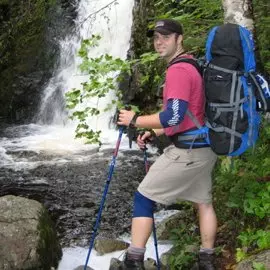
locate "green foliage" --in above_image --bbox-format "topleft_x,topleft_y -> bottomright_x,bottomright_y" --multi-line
65,35 -> 129,144
0,0 -> 57,119
236,229 -> 270,262
253,0 -> 270,74
131,52 -> 165,113
253,262 -> 266,270
215,122 -> 270,220
213,121 -> 270,264
65,36 -> 163,144
167,206 -> 199,269
0,0 -> 56,66
243,183 -> 270,219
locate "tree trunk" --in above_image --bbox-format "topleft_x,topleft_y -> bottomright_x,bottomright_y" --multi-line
222,0 -> 254,30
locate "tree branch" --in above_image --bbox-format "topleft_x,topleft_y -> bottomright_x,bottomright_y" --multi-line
78,0 -> 118,27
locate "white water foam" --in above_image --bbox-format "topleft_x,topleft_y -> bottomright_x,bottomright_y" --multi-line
58,210 -> 178,270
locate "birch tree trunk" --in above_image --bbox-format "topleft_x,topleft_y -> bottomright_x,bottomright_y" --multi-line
222,0 -> 254,30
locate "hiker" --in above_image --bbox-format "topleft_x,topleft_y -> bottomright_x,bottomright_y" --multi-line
116,19 -> 217,270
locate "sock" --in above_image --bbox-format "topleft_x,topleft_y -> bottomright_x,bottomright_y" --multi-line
199,247 -> 215,255
126,245 -> 146,261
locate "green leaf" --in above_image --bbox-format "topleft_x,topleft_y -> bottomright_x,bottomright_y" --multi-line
253,262 -> 266,270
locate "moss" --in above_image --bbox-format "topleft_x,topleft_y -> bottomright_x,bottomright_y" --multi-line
0,0 -> 9,5
36,208 -> 62,270
131,0 -> 155,58
0,0 -> 57,120
8,0 -> 56,70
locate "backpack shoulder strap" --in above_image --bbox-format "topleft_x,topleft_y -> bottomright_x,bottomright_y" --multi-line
167,57 -> 206,133
167,57 -> 203,76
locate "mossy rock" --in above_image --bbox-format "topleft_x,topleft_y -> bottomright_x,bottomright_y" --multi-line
0,195 -> 62,270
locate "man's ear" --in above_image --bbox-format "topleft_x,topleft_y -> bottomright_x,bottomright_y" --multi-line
177,34 -> 183,46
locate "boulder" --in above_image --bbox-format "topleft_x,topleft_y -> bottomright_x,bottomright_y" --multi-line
109,257 -> 168,270
109,258 -> 122,270
160,247 -> 173,266
0,195 -> 62,270
235,250 -> 270,270
94,237 -> 129,255
156,211 -> 184,240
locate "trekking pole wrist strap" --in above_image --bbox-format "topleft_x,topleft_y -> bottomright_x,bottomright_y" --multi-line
129,113 -> 139,128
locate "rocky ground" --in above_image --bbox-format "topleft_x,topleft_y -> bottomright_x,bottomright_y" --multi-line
0,126 -> 157,247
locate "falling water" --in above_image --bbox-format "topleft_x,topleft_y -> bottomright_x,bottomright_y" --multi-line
37,0 -> 134,142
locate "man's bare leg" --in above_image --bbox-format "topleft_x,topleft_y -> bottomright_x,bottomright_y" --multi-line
131,217 -> 153,248
189,203 -> 217,269
197,203 -> 217,248
122,217 -> 153,264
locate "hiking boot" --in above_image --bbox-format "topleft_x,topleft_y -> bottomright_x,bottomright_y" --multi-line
191,252 -> 216,270
197,252 -> 216,270
119,253 -> 145,270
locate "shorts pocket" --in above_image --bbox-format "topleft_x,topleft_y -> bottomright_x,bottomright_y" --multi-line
163,145 -> 181,160
163,145 -> 192,162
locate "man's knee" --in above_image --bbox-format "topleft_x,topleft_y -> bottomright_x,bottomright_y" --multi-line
196,202 -> 213,208
133,191 -> 156,218
196,202 -> 215,212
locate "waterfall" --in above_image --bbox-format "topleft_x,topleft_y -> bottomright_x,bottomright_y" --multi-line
37,0 -> 134,141
0,0 -> 135,167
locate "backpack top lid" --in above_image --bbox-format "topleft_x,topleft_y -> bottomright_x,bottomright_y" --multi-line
206,23 -> 256,72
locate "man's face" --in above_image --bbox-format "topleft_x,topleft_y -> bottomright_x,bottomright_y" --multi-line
153,32 -> 179,59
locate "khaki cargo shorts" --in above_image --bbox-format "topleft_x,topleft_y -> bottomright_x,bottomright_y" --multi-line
138,145 -> 217,205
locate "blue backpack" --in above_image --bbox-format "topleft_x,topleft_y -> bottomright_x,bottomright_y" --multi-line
169,23 -> 270,156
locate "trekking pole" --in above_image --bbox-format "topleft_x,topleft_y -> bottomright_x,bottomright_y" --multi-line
83,127 -> 125,270
143,148 -> 161,270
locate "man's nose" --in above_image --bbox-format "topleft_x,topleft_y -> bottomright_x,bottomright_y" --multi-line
156,37 -> 163,44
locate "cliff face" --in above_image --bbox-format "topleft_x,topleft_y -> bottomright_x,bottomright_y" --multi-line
0,0 -> 78,123
121,0 -> 163,111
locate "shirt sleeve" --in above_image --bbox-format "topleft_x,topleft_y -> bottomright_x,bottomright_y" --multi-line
165,65 -> 192,102
159,98 -> 188,128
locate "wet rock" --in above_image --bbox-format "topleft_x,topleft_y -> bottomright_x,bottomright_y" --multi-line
94,237 -> 129,255
156,211 -> 184,240
160,247 -> 173,267
108,257 -> 167,270
0,148 -> 149,246
0,195 -> 62,270
144,258 -> 158,269
145,257 -> 169,270
109,258 -> 122,270
235,250 -> 270,270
